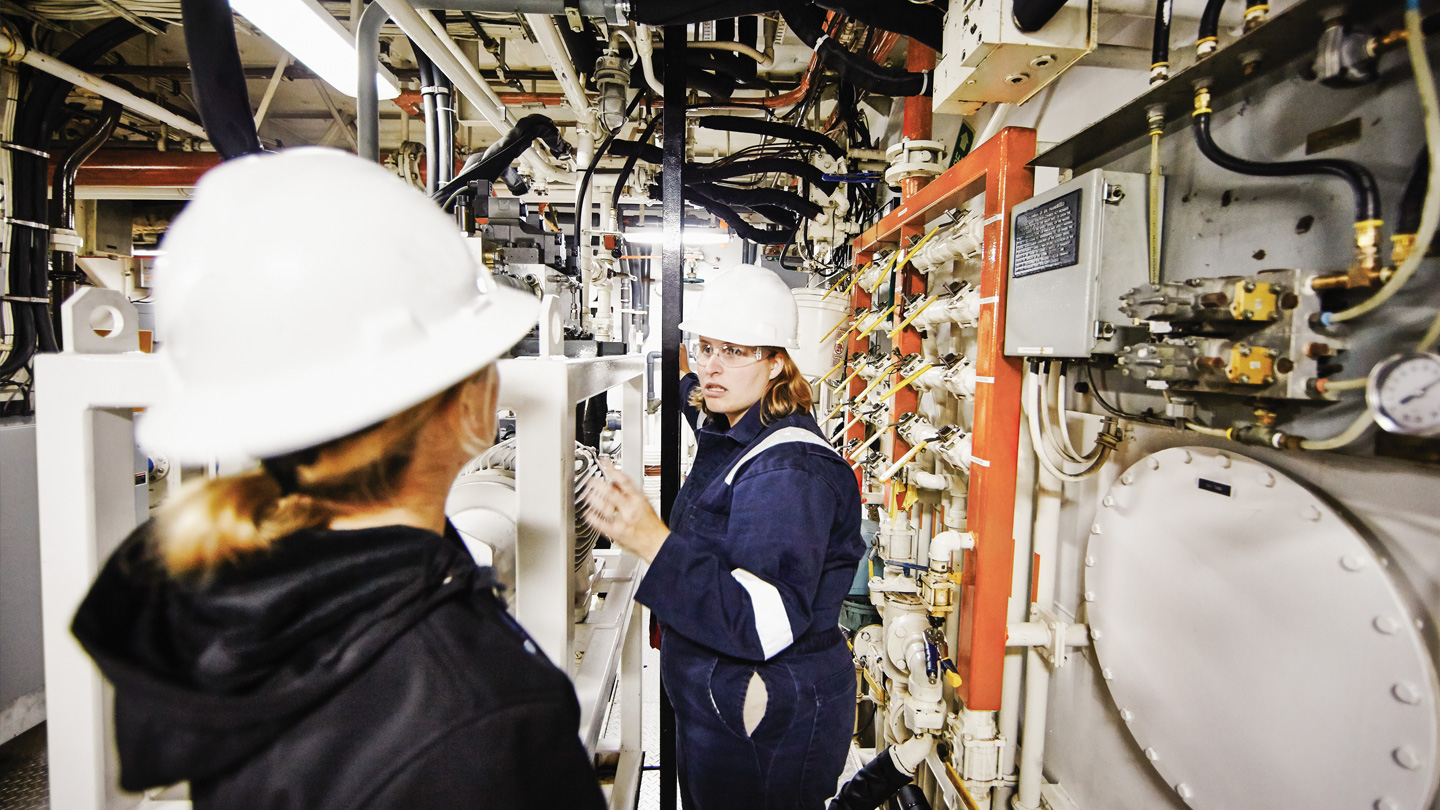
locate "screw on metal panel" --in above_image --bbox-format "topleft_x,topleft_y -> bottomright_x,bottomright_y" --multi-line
1085,591 -> 1096,602
1092,629 -> 1104,640
1216,453 -> 1231,468
1176,784 -> 1194,800
1120,709 -> 1134,721
1259,472 -> 1276,487
1144,748 -> 1159,761
1303,505 -> 1322,522
1376,798 -> 1401,810
1147,457 -> 1160,470
1341,555 -> 1367,572
1102,495 -> 1115,507
1091,523 -> 1103,535
1121,472 -> 1135,485
1375,616 -> 1401,634
1085,555 -> 1097,567
1394,747 -> 1422,770
1101,667 -> 1113,678
1394,683 -> 1423,705
1179,450 -> 1193,463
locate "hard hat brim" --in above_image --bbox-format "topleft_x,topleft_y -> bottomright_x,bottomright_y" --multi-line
138,286 -> 540,465
678,316 -> 800,349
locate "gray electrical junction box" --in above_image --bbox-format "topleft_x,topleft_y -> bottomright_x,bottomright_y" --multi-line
1004,168 -> 1153,358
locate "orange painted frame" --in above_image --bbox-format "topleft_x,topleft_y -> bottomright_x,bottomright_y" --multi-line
853,127 -> 1036,711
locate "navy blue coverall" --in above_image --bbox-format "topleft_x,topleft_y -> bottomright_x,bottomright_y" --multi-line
635,374 -> 865,810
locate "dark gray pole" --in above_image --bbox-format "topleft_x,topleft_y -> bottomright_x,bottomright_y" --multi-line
659,23 -> 686,810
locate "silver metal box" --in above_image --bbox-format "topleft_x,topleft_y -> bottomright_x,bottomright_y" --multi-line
1004,169 -> 1152,358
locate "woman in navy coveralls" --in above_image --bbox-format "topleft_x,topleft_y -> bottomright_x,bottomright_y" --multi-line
585,265 -> 865,810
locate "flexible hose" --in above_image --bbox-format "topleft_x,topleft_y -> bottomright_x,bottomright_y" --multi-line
689,182 -> 824,220
1191,113 -> 1380,223
612,115 -> 661,220
686,186 -> 798,244
573,92 -> 647,272
1026,368 -> 1116,482
1299,408 -> 1374,451
1012,0 -> 1069,33
433,113 -> 570,206
1326,8 -> 1440,323
697,114 -> 844,159
688,157 -> 839,195
180,0 -> 262,159
1152,0 -> 1172,77
1050,365 -> 1105,463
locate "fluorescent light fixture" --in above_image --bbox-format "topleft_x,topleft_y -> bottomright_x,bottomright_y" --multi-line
229,0 -> 400,100
623,229 -> 731,246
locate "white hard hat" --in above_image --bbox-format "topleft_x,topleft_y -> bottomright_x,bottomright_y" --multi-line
137,147 -> 539,465
679,263 -> 798,349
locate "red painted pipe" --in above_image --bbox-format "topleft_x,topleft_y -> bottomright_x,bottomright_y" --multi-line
56,149 -> 222,187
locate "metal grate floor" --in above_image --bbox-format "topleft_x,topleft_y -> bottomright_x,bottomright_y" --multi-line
0,724 -> 47,810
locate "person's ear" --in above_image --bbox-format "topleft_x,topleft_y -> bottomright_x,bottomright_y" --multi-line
458,365 -> 498,451
768,353 -> 783,382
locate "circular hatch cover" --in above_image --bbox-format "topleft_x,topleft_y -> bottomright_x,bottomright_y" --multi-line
1085,446 -> 1438,810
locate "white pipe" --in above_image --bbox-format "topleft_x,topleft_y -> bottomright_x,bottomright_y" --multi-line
524,13 -> 594,127
689,40 -> 773,67
0,33 -> 207,139
576,127 -> 595,332
636,26 -> 664,95
1014,462 -> 1063,810
1006,622 -> 1090,648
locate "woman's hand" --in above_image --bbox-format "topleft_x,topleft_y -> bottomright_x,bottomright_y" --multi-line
678,344 -> 692,377
583,460 -> 670,563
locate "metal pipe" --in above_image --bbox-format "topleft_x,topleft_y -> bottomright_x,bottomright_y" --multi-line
0,32 -> 207,138
1014,465 -> 1062,810
523,13 -> 595,127
50,100 -> 121,342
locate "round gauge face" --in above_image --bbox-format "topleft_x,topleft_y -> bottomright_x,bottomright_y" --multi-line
1367,352 -> 1440,436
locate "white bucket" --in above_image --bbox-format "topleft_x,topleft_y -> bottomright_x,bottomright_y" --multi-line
792,288 -> 850,380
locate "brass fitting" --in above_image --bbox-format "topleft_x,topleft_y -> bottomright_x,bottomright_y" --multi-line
1349,219 -> 1383,287
1243,4 -> 1270,33
1192,86 -> 1213,117
1392,232 -> 1417,267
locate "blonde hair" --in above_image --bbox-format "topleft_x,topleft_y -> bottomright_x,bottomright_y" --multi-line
688,349 -> 814,425
155,367 -> 492,578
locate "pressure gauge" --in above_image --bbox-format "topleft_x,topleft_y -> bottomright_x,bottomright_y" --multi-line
1366,352 -> 1440,436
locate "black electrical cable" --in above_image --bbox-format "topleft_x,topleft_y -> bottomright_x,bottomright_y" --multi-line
1152,0 -> 1172,74
688,158 -> 836,194
49,99 -> 122,347
817,0 -> 943,51
697,114 -> 844,159
180,0 -> 262,159
686,186 -> 798,244
572,92 -> 647,273
780,0 -> 931,96
612,114 -> 662,221
1192,111 -> 1380,223
432,113 -> 570,207
689,182 -> 825,221
1083,363 -> 1181,428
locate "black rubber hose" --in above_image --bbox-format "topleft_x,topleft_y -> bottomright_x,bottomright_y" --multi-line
608,139 -> 665,165
780,1 -> 931,97
612,115 -> 662,219
573,93 -> 647,272
1198,0 -> 1226,46
433,113 -> 570,205
818,0 -> 944,51
1012,0 -> 1069,33
1192,112 -> 1380,223
690,182 -> 825,220
685,187 -> 798,244
629,0 -> 786,25
1153,0 -> 1172,72
180,0 -> 262,159
698,114 -> 843,159
684,49 -> 758,83
894,785 -> 931,810
826,749 -> 912,810
652,56 -> 737,99
49,99 -> 122,347
1399,148 -> 1428,235
688,157 -> 838,195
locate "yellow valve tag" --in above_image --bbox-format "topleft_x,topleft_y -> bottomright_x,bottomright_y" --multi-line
944,670 -> 963,690
902,485 -> 919,510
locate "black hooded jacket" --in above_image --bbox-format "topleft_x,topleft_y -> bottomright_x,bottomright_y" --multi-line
72,521 -> 607,810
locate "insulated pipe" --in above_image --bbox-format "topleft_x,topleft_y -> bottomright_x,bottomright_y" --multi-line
0,32 -> 207,138
523,13 -> 595,128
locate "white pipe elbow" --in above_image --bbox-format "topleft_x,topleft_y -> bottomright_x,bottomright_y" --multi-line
889,734 -> 937,776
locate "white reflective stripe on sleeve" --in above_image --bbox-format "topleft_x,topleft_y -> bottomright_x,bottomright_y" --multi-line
730,568 -> 794,660
723,426 -> 838,486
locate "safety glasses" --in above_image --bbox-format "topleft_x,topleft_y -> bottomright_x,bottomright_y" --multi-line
690,341 -> 769,369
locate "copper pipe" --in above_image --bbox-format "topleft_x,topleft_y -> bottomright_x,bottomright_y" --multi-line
762,11 -> 838,108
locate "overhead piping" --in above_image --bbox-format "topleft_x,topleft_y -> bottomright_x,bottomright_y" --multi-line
522,13 -> 596,128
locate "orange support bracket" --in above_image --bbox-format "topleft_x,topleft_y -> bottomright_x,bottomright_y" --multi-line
854,126 -> 1037,712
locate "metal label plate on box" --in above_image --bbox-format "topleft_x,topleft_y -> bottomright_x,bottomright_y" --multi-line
1012,189 -> 1082,277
